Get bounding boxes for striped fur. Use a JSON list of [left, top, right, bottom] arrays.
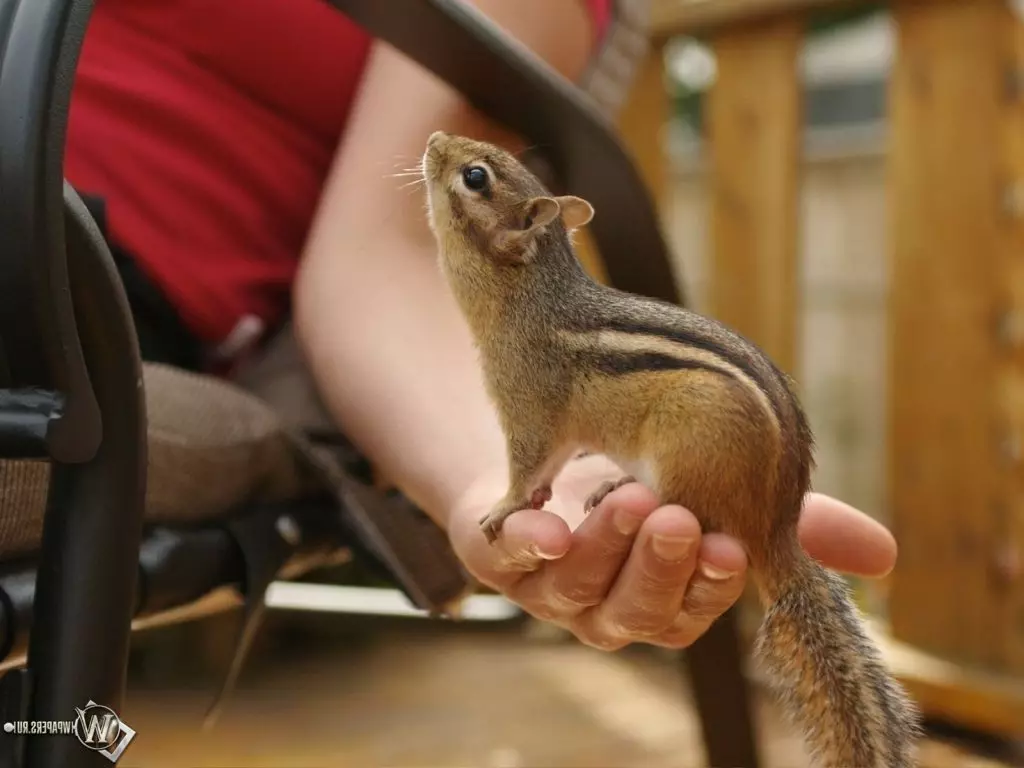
[[556, 328, 780, 433]]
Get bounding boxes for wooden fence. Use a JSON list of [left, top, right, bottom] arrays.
[[606, 0, 1024, 739]]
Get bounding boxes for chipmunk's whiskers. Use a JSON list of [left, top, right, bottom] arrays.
[[386, 157, 426, 186], [399, 177, 427, 191], [387, 156, 426, 193], [388, 154, 420, 168]]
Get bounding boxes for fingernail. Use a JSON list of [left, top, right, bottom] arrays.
[[651, 534, 695, 561], [529, 544, 561, 561], [614, 506, 643, 535], [699, 562, 735, 581]]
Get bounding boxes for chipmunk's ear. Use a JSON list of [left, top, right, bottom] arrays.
[[554, 195, 594, 231], [495, 197, 560, 262], [519, 197, 560, 233]]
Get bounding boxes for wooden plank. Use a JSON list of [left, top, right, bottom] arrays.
[[866, 620, 1024, 740], [609, 44, 767, 768], [746, 618, 1024, 738], [706, 17, 802, 371], [886, 0, 1011, 670], [651, 0, 866, 38], [616, 43, 671, 213], [998, 6, 1024, 679]]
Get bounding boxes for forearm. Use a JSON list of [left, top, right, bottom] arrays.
[[294, 0, 594, 527], [295, 221, 509, 525]]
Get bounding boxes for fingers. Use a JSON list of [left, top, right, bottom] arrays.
[[568, 504, 703, 649], [506, 482, 661, 620], [504, 486, 750, 651], [451, 481, 893, 657], [798, 492, 897, 577], [449, 506, 572, 591], [649, 533, 747, 648]]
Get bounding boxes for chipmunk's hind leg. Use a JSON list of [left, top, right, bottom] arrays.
[[641, 376, 777, 541], [583, 475, 636, 514]]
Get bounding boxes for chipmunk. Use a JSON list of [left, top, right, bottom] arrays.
[[421, 130, 920, 768]]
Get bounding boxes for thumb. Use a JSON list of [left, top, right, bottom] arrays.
[[448, 502, 572, 591], [797, 493, 897, 578]]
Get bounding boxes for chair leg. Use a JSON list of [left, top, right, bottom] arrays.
[[22, 196, 146, 768], [682, 607, 761, 768]]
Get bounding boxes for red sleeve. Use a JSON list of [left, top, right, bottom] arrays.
[[583, 0, 613, 46]]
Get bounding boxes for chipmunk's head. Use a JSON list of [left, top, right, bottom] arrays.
[[422, 131, 593, 266]]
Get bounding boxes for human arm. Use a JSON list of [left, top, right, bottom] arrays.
[[293, 0, 896, 647], [294, 0, 594, 521]]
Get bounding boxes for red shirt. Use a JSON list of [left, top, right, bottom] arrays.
[[65, 0, 610, 352]]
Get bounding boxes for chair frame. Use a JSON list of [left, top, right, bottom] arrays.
[[0, 1, 759, 766]]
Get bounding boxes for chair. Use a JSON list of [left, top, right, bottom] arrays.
[[0, 1, 760, 766]]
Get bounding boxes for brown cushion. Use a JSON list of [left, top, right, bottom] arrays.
[[0, 362, 324, 560]]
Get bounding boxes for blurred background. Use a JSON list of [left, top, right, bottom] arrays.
[[105, 1, 1024, 766]]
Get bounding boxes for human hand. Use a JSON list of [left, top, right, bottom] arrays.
[[449, 454, 897, 650]]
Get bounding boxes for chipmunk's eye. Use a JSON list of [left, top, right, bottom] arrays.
[[462, 165, 489, 192]]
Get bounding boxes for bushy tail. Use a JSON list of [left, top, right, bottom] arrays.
[[754, 552, 922, 768]]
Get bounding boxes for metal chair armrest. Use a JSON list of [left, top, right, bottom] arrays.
[[0, 0, 100, 464]]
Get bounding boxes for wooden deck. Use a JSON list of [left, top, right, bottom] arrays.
[[108, 614, 1021, 767]]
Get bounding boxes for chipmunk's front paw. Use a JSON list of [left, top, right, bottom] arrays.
[[479, 500, 520, 544], [584, 475, 636, 514], [479, 487, 550, 543], [479, 513, 504, 544]]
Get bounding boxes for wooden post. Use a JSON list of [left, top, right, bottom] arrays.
[[616, 43, 671, 216], [679, 18, 804, 768], [597, 32, 772, 768], [998, 4, 1024, 679], [887, 0, 1020, 673], [706, 18, 803, 372]]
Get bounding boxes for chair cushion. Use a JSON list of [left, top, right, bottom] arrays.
[[0, 362, 324, 560]]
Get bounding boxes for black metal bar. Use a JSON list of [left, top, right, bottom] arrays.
[[0, 669, 32, 768], [0, 0, 101, 464], [324, 0, 684, 306], [683, 608, 763, 768], [0, 390, 63, 459], [22, 188, 146, 768], [0, 496, 348, 672]]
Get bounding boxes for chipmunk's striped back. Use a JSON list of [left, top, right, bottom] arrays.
[[555, 326, 781, 438]]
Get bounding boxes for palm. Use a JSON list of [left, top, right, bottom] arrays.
[[543, 453, 629, 529], [449, 452, 896, 651]]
